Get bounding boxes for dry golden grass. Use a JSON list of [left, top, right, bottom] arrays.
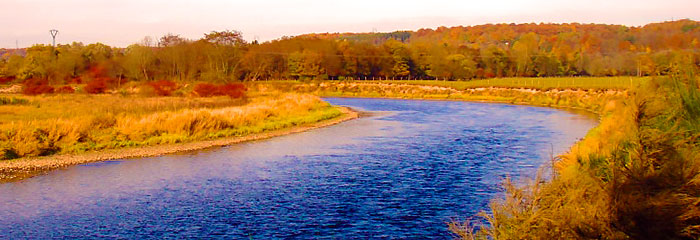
[[0, 93, 342, 160], [0, 106, 357, 182], [0, 93, 244, 123], [453, 76, 700, 239], [251, 80, 627, 113]]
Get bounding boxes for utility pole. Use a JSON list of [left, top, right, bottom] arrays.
[[49, 29, 59, 47]]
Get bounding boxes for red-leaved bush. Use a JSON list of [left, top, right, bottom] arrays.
[[0, 76, 15, 84], [55, 86, 76, 94], [84, 78, 108, 94], [147, 80, 178, 96], [22, 78, 54, 95], [193, 83, 246, 98], [193, 83, 219, 97], [218, 83, 246, 98], [67, 77, 82, 84]]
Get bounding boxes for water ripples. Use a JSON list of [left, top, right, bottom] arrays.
[[0, 98, 596, 239]]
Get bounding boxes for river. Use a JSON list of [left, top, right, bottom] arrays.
[[0, 98, 596, 239]]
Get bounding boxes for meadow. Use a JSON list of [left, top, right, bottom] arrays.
[[0, 92, 342, 160], [249, 77, 632, 113], [376, 76, 650, 90]]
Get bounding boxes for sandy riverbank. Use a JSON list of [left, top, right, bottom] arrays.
[[0, 106, 359, 183]]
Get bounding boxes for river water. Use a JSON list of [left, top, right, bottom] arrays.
[[0, 98, 596, 239]]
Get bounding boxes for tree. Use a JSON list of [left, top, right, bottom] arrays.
[[511, 32, 539, 76], [123, 44, 155, 81], [156, 34, 190, 80], [16, 45, 55, 81], [384, 39, 411, 78], [481, 45, 510, 77], [287, 50, 324, 80], [201, 30, 247, 82], [204, 30, 245, 46]]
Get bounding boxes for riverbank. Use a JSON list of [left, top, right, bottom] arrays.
[[450, 76, 700, 239], [0, 106, 358, 182], [250, 81, 625, 116], [253, 79, 700, 238]]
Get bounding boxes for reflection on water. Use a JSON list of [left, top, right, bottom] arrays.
[[0, 98, 596, 239]]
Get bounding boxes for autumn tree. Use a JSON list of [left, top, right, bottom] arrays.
[[201, 30, 247, 82], [384, 39, 411, 79], [123, 44, 155, 81]]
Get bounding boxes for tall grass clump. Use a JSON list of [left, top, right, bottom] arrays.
[[452, 75, 700, 239], [0, 97, 28, 105]]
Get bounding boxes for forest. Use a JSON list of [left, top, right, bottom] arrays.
[[0, 19, 698, 91]]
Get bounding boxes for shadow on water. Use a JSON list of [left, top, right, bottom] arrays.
[[0, 98, 596, 239]]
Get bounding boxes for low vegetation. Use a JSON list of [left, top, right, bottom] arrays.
[[0, 96, 28, 105], [450, 75, 700, 239], [0, 93, 341, 160], [376, 76, 650, 90], [193, 82, 247, 98], [250, 77, 630, 112]]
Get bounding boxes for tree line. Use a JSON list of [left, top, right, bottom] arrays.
[[0, 19, 698, 85]]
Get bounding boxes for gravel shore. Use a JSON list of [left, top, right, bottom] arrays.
[[0, 107, 358, 183]]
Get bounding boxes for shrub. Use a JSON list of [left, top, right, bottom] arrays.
[[55, 86, 76, 94], [147, 80, 178, 96], [67, 77, 82, 84], [22, 78, 54, 95], [84, 78, 108, 94], [193, 83, 219, 97], [2, 148, 19, 160], [193, 83, 247, 98], [0, 76, 16, 84], [219, 83, 246, 98]]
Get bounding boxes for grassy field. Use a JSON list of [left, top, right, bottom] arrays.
[[0, 93, 342, 160], [250, 79, 628, 113], [254, 76, 649, 90], [0, 94, 245, 123], [376, 76, 650, 90]]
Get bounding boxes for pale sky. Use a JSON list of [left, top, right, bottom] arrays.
[[2, 0, 699, 48]]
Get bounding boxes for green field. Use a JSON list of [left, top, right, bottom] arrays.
[[375, 76, 651, 90]]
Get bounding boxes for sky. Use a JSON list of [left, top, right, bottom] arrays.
[[1, 0, 699, 48]]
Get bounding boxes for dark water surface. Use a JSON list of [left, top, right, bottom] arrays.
[[0, 98, 596, 239]]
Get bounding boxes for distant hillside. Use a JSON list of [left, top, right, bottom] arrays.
[[0, 49, 26, 58], [0, 20, 698, 83], [299, 19, 700, 49]]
